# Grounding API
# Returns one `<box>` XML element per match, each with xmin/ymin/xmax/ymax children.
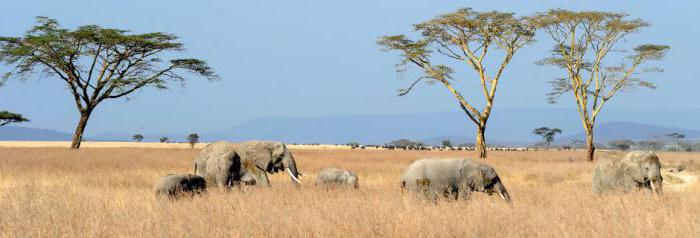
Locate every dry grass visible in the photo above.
<box><xmin>1</xmin><ymin>147</ymin><xmax>699</xmax><ymax>237</ymax></box>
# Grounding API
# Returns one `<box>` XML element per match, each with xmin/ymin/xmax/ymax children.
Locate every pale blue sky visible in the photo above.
<box><xmin>0</xmin><ymin>0</ymin><xmax>697</xmax><ymax>135</ymax></box>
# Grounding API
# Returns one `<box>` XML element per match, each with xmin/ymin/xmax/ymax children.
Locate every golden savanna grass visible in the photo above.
<box><xmin>1</xmin><ymin>147</ymin><xmax>699</xmax><ymax>237</ymax></box>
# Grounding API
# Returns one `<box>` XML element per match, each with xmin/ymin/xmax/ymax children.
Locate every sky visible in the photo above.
<box><xmin>0</xmin><ymin>0</ymin><xmax>698</xmax><ymax>135</ymax></box>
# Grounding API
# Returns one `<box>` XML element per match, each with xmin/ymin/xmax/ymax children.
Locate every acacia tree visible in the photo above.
<box><xmin>186</xmin><ymin>133</ymin><xmax>199</xmax><ymax>149</ymax></box>
<box><xmin>533</xmin><ymin>10</ymin><xmax>669</xmax><ymax>161</ymax></box>
<box><xmin>0</xmin><ymin>17</ymin><xmax>218</xmax><ymax>148</ymax></box>
<box><xmin>532</xmin><ymin>127</ymin><xmax>562</xmax><ymax>150</ymax></box>
<box><xmin>0</xmin><ymin>111</ymin><xmax>29</xmax><ymax>127</ymax></box>
<box><xmin>667</xmin><ymin>132</ymin><xmax>685</xmax><ymax>151</ymax></box>
<box><xmin>378</xmin><ymin>8</ymin><xmax>536</xmax><ymax>158</ymax></box>
<box><xmin>132</xmin><ymin>134</ymin><xmax>144</xmax><ymax>142</ymax></box>
<box><xmin>608</xmin><ymin>139</ymin><xmax>635</xmax><ymax>151</ymax></box>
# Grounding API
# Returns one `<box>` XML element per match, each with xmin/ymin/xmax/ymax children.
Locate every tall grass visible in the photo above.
<box><xmin>0</xmin><ymin>148</ymin><xmax>698</xmax><ymax>237</ymax></box>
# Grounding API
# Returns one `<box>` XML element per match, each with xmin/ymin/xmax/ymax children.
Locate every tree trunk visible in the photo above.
<box><xmin>476</xmin><ymin>126</ymin><xmax>487</xmax><ymax>159</ymax></box>
<box><xmin>546</xmin><ymin>141</ymin><xmax>551</xmax><ymax>150</ymax></box>
<box><xmin>70</xmin><ymin>110</ymin><xmax>92</xmax><ymax>149</ymax></box>
<box><xmin>586</xmin><ymin>131</ymin><xmax>595</xmax><ymax>162</ymax></box>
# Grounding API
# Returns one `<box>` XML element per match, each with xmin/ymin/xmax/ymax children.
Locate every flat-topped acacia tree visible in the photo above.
<box><xmin>0</xmin><ymin>111</ymin><xmax>29</xmax><ymax>127</ymax></box>
<box><xmin>378</xmin><ymin>8</ymin><xmax>536</xmax><ymax>158</ymax></box>
<box><xmin>533</xmin><ymin>10</ymin><xmax>669</xmax><ymax>161</ymax></box>
<box><xmin>0</xmin><ymin>17</ymin><xmax>218</xmax><ymax>148</ymax></box>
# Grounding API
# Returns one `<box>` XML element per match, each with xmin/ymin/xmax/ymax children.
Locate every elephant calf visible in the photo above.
<box><xmin>400</xmin><ymin>158</ymin><xmax>511</xmax><ymax>203</ymax></box>
<box><xmin>155</xmin><ymin>174</ymin><xmax>207</xmax><ymax>199</ymax></box>
<box><xmin>592</xmin><ymin>151</ymin><xmax>663</xmax><ymax>195</ymax></box>
<box><xmin>315</xmin><ymin>168</ymin><xmax>359</xmax><ymax>189</ymax></box>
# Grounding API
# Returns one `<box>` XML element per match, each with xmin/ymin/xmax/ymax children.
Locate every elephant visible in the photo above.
<box><xmin>400</xmin><ymin>158</ymin><xmax>511</xmax><ymax>203</ymax></box>
<box><xmin>155</xmin><ymin>174</ymin><xmax>207</xmax><ymax>199</ymax></box>
<box><xmin>193</xmin><ymin>140</ymin><xmax>302</xmax><ymax>188</ymax></box>
<box><xmin>315</xmin><ymin>168</ymin><xmax>359</xmax><ymax>189</ymax></box>
<box><xmin>592</xmin><ymin>151</ymin><xmax>663</xmax><ymax>195</ymax></box>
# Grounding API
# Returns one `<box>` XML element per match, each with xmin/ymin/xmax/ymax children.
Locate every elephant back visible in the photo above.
<box><xmin>193</xmin><ymin>141</ymin><xmax>240</xmax><ymax>187</ymax></box>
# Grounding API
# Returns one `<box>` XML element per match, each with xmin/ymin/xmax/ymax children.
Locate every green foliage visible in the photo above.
<box><xmin>667</xmin><ymin>132</ymin><xmax>686</xmax><ymax>151</ymax></box>
<box><xmin>532</xmin><ymin>127</ymin><xmax>562</xmax><ymax>149</ymax></box>
<box><xmin>533</xmin><ymin>10</ymin><xmax>670</xmax><ymax>105</ymax></box>
<box><xmin>389</xmin><ymin>139</ymin><xmax>424</xmax><ymax>148</ymax></box>
<box><xmin>159</xmin><ymin>136</ymin><xmax>168</xmax><ymax>143</ymax></box>
<box><xmin>637</xmin><ymin>140</ymin><xmax>663</xmax><ymax>151</ymax></box>
<box><xmin>0</xmin><ymin>111</ymin><xmax>29</xmax><ymax>127</ymax></box>
<box><xmin>132</xmin><ymin>134</ymin><xmax>144</xmax><ymax>142</ymax></box>
<box><xmin>0</xmin><ymin>17</ymin><xmax>218</xmax><ymax>148</ymax></box>
<box><xmin>441</xmin><ymin>140</ymin><xmax>452</xmax><ymax>148</ymax></box>
<box><xmin>532</xmin><ymin>127</ymin><xmax>562</xmax><ymax>143</ymax></box>
<box><xmin>186</xmin><ymin>133</ymin><xmax>199</xmax><ymax>148</ymax></box>
<box><xmin>607</xmin><ymin>139</ymin><xmax>635</xmax><ymax>151</ymax></box>
<box><xmin>346</xmin><ymin>142</ymin><xmax>360</xmax><ymax>149</ymax></box>
<box><xmin>0</xmin><ymin>16</ymin><xmax>218</xmax><ymax>109</ymax></box>
<box><xmin>377</xmin><ymin>8</ymin><xmax>536</xmax><ymax>98</ymax></box>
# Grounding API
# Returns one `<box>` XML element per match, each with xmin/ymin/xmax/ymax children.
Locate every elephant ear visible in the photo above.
<box><xmin>462</xmin><ymin>164</ymin><xmax>485</xmax><ymax>191</ymax></box>
<box><xmin>244</xmin><ymin>143</ymin><xmax>274</xmax><ymax>171</ymax></box>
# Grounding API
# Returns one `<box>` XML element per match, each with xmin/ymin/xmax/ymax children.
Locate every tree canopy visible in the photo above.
<box><xmin>378</xmin><ymin>8</ymin><xmax>536</xmax><ymax>158</ymax></box>
<box><xmin>0</xmin><ymin>111</ymin><xmax>29</xmax><ymax>127</ymax></box>
<box><xmin>533</xmin><ymin>10</ymin><xmax>669</xmax><ymax>160</ymax></box>
<box><xmin>0</xmin><ymin>17</ymin><xmax>218</xmax><ymax>148</ymax></box>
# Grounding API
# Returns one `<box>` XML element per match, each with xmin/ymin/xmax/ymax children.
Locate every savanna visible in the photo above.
<box><xmin>1</xmin><ymin>146</ymin><xmax>698</xmax><ymax>237</ymax></box>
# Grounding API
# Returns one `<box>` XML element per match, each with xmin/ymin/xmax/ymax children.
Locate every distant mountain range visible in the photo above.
<box><xmin>0</xmin><ymin>126</ymin><xmax>73</xmax><ymax>141</ymax></box>
<box><xmin>2</xmin><ymin>109</ymin><xmax>698</xmax><ymax>146</ymax></box>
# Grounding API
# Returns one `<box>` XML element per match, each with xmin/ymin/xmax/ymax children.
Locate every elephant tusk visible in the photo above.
<box><xmin>287</xmin><ymin>168</ymin><xmax>302</xmax><ymax>184</ymax></box>
<box><xmin>650</xmin><ymin>180</ymin><xmax>657</xmax><ymax>193</ymax></box>
<box><xmin>499</xmin><ymin>192</ymin><xmax>506</xmax><ymax>201</ymax></box>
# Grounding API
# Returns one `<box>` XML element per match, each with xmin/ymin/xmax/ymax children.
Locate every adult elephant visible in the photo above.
<box><xmin>592</xmin><ymin>151</ymin><xmax>662</xmax><ymax>194</ymax></box>
<box><xmin>193</xmin><ymin>140</ymin><xmax>302</xmax><ymax>188</ymax></box>
<box><xmin>400</xmin><ymin>158</ymin><xmax>511</xmax><ymax>203</ymax></box>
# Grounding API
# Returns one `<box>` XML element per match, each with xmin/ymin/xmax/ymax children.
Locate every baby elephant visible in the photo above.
<box><xmin>155</xmin><ymin>174</ymin><xmax>207</xmax><ymax>199</ymax></box>
<box><xmin>315</xmin><ymin>168</ymin><xmax>359</xmax><ymax>189</ymax></box>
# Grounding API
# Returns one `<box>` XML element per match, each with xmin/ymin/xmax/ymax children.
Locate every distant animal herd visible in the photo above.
<box><xmin>156</xmin><ymin>140</ymin><xmax>664</xmax><ymax>201</ymax></box>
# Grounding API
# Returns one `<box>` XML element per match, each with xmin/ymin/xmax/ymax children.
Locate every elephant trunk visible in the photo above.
<box><xmin>648</xmin><ymin>169</ymin><xmax>663</xmax><ymax>195</ymax></box>
<box><xmin>650</xmin><ymin>178</ymin><xmax>663</xmax><ymax>195</ymax></box>
<box><xmin>283</xmin><ymin>151</ymin><xmax>302</xmax><ymax>185</ymax></box>
<box><xmin>494</xmin><ymin>180</ymin><xmax>512</xmax><ymax>203</ymax></box>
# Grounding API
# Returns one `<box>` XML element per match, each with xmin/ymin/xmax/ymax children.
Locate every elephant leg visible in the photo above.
<box><xmin>458</xmin><ymin>182</ymin><xmax>472</xmax><ymax>200</ymax></box>
<box><xmin>253</xmin><ymin>168</ymin><xmax>271</xmax><ymax>187</ymax></box>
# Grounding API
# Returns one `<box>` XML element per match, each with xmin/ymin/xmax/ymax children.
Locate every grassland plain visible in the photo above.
<box><xmin>0</xmin><ymin>147</ymin><xmax>698</xmax><ymax>237</ymax></box>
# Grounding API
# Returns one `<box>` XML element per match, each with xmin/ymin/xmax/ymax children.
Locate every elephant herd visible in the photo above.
<box><xmin>155</xmin><ymin>140</ymin><xmax>664</xmax><ymax>201</ymax></box>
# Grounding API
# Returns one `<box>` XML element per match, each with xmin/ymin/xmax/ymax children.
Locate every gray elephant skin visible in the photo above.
<box><xmin>193</xmin><ymin>140</ymin><xmax>302</xmax><ymax>188</ymax></box>
<box><xmin>400</xmin><ymin>158</ymin><xmax>511</xmax><ymax>203</ymax></box>
<box><xmin>592</xmin><ymin>151</ymin><xmax>663</xmax><ymax>194</ymax></box>
<box><xmin>155</xmin><ymin>174</ymin><xmax>207</xmax><ymax>199</ymax></box>
<box><xmin>315</xmin><ymin>168</ymin><xmax>359</xmax><ymax>189</ymax></box>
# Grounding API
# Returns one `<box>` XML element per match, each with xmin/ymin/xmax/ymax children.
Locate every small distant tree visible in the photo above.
<box><xmin>390</xmin><ymin>139</ymin><xmax>423</xmax><ymax>149</ymax></box>
<box><xmin>159</xmin><ymin>136</ymin><xmax>168</xmax><ymax>143</ymax></box>
<box><xmin>532</xmin><ymin>127</ymin><xmax>562</xmax><ymax>150</ymax></box>
<box><xmin>186</xmin><ymin>133</ymin><xmax>199</xmax><ymax>148</ymax></box>
<box><xmin>132</xmin><ymin>134</ymin><xmax>144</xmax><ymax>142</ymax></box>
<box><xmin>0</xmin><ymin>111</ymin><xmax>29</xmax><ymax>127</ymax></box>
<box><xmin>667</xmin><ymin>133</ymin><xmax>686</xmax><ymax>151</ymax></box>
<box><xmin>637</xmin><ymin>140</ymin><xmax>662</xmax><ymax>151</ymax></box>
<box><xmin>608</xmin><ymin>139</ymin><xmax>635</xmax><ymax>151</ymax></box>
<box><xmin>378</xmin><ymin>8</ymin><xmax>537</xmax><ymax>158</ymax></box>
<box><xmin>0</xmin><ymin>17</ymin><xmax>218</xmax><ymax>149</ymax></box>
<box><xmin>442</xmin><ymin>139</ymin><xmax>453</xmax><ymax>149</ymax></box>
<box><xmin>347</xmin><ymin>142</ymin><xmax>360</xmax><ymax>149</ymax></box>
<box><xmin>534</xmin><ymin>10</ymin><xmax>669</xmax><ymax>161</ymax></box>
